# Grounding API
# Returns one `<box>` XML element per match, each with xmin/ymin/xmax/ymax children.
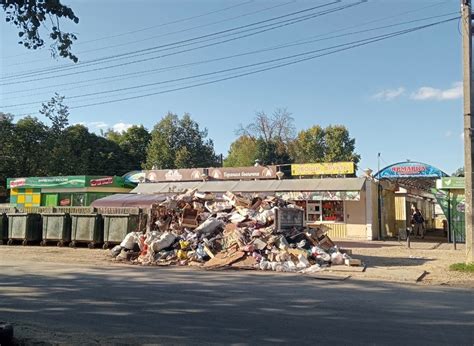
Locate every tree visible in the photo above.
<box><xmin>106</xmin><ymin>125</ymin><xmax>151</xmax><ymax>171</ymax></box>
<box><xmin>224</xmin><ymin>135</ymin><xmax>258</xmax><ymax>167</ymax></box>
<box><xmin>145</xmin><ymin>113</ymin><xmax>219</xmax><ymax>169</ymax></box>
<box><xmin>236</xmin><ymin>108</ymin><xmax>295</xmax><ymax>165</ymax></box>
<box><xmin>0</xmin><ymin>113</ymin><xmax>16</xmax><ymax>200</ymax></box>
<box><xmin>239</xmin><ymin>108</ymin><xmax>295</xmax><ymax>143</ymax></box>
<box><xmin>323</xmin><ymin>125</ymin><xmax>360</xmax><ymax>166</ymax></box>
<box><xmin>289</xmin><ymin>125</ymin><xmax>360</xmax><ymax>171</ymax></box>
<box><xmin>2</xmin><ymin>0</ymin><xmax>79</xmax><ymax>62</ymax></box>
<box><xmin>40</xmin><ymin>93</ymin><xmax>69</xmax><ymax>133</ymax></box>
<box><xmin>255</xmin><ymin>138</ymin><xmax>291</xmax><ymax>165</ymax></box>
<box><xmin>290</xmin><ymin>125</ymin><xmax>325</xmax><ymax>163</ymax></box>
<box><xmin>39</xmin><ymin>94</ymin><xmax>71</xmax><ymax>174</ymax></box>
<box><xmin>453</xmin><ymin>167</ymin><xmax>464</xmax><ymax>177</ymax></box>
<box><xmin>10</xmin><ymin>116</ymin><xmax>49</xmax><ymax>177</ymax></box>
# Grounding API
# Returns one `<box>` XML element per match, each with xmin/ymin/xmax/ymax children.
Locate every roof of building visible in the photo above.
<box><xmin>90</xmin><ymin>193</ymin><xmax>168</xmax><ymax>208</ymax></box>
<box><xmin>131</xmin><ymin>177</ymin><xmax>366</xmax><ymax>194</ymax></box>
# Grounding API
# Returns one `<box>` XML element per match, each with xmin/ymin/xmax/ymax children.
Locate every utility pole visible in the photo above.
<box><xmin>462</xmin><ymin>0</ymin><xmax>474</xmax><ymax>263</ymax></box>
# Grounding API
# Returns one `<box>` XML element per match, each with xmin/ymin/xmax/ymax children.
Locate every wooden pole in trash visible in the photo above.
<box><xmin>462</xmin><ymin>0</ymin><xmax>474</xmax><ymax>263</ymax></box>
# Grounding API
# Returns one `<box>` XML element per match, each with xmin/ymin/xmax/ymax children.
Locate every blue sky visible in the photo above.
<box><xmin>0</xmin><ymin>0</ymin><xmax>465</xmax><ymax>175</ymax></box>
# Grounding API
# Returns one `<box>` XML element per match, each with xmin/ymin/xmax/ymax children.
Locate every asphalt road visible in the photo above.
<box><xmin>0</xmin><ymin>260</ymin><xmax>473</xmax><ymax>345</ymax></box>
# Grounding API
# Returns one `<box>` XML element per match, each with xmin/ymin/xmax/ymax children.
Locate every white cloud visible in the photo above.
<box><xmin>461</xmin><ymin>132</ymin><xmax>465</xmax><ymax>140</ymax></box>
<box><xmin>89</xmin><ymin>121</ymin><xmax>108</xmax><ymax>129</ymax></box>
<box><xmin>411</xmin><ymin>82</ymin><xmax>462</xmax><ymax>101</ymax></box>
<box><xmin>445</xmin><ymin>131</ymin><xmax>453</xmax><ymax>137</ymax></box>
<box><xmin>112</xmin><ymin>122</ymin><xmax>133</xmax><ymax>133</ymax></box>
<box><xmin>372</xmin><ymin>87</ymin><xmax>405</xmax><ymax>101</ymax></box>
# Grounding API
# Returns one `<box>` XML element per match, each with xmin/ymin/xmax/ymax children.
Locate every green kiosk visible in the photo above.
<box><xmin>7</xmin><ymin>176</ymin><xmax>132</xmax><ymax>208</ymax></box>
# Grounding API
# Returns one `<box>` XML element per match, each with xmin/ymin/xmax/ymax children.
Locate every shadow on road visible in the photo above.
<box><xmin>0</xmin><ymin>265</ymin><xmax>472</xmax><ymax>344</ymax></box>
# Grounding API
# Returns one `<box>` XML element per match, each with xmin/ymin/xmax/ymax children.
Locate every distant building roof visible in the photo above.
<box><xmin>131</xmin><ymin>177</ymin><xmax>366</xmax><ymax>194</ymax></box>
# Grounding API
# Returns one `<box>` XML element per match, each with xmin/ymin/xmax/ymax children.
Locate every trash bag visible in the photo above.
<box><xmin>151</xmin><ymin>232</ymin><xmax>176</xmax><ymax>253</ymax></box>
<box><xmin>120</xmin><ymin>232</ymin><xmax>140</xmax><ymax>250</ymax></box>
<box><xmin>330</xmin><ymin>252</ymin><xmax>344</xmax><ymax>265</ymax></box>
<box><xmin>110</xmin><ymin>245</ymin><xmax>122</xmax><ymax>257</ymax></box>
<box><xmin>194</xmin><ymin>218</ymin><xmax>224</xmax><ymax>236</ymax></box>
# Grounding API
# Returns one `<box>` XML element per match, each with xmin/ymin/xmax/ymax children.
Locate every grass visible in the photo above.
<box><xmin>449</xmin><ymin>262</ymin><xmax>474</xmax><ymax>273</ymax></box>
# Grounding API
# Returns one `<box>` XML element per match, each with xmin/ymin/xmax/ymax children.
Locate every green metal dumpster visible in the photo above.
<box><xmin>102</xmin><ymin>213</ymin><xmax>140</xmax><ymax>249</ymax></box>
<box><xmin>41</xmin><ymin>213</ymin><xmax>72</xmax><ymax>247</ymax></box>
<box><xmin>0</xmin><ymin>213</ymin><xmax>7</xmax><ymax>245</ymax></box>
<box><xmin>70</xmin><ymin>213</ymin><xmax>103</xmax><ymax>248</ymax></box>
<box><xmin>7</xmin><ymin>213</ymin><xmax>42</xmax><ymax>245</ymax></box>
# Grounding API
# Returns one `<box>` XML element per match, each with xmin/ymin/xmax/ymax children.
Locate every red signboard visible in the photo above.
<box><xmin>90</xmin><ymin>177</ymin><xmax>114</xmax><ymax>186</ymax></box>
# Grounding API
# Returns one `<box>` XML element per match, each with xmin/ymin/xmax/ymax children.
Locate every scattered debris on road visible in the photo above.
<box><xmin>110</xmin><ymin>189</ymin><xmax>361</xmax><ymax>273</ymax></box>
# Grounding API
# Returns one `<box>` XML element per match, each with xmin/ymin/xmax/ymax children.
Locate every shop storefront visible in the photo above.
<box><xmin>132</xmin><ymin>175</ymin><xmax>380</xmax><ymax>240</ymax></box>
<box><xmin>7</xmin><ymin>176</ymin><xmax>132</xmax><ymax>208</ymax></box>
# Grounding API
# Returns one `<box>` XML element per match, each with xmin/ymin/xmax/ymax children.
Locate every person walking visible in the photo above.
<box><xmin>411</xmin><ymin>207</ymin><xmax>425</xmax><ymax>239</ymax></box>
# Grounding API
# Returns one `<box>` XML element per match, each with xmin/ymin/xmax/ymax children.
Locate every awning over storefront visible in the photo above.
<box><xmin>374</xmin><ymin>161</ymin><xmax>448</xmax><ymax>191</ymax></box>
<box><xmin>91</xmin><ymin>193</ymin><xmax>168</xmax><ymax>208</ymax></box>
<box><xmin>131</xmin><ymin>177</ymin><xmax>366</xmax><ymax>197</ymax></box>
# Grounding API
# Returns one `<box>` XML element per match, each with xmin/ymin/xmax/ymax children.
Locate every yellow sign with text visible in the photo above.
<box><xmin>291</xmin><ymin>162</ymin><xmax>355</xmax><ymax>176</ymax></box>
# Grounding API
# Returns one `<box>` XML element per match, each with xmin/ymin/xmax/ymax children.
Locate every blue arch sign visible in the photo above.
<box><xmin>374</xmin><ymin>161</ymin><xmax>448</xmax><ymax>179</ymax></box>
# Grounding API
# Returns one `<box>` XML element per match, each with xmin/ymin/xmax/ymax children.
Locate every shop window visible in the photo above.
<box><xmin>307</xmin><ymin>201</ymin><xmax>322</xmax><ymax>222</ymax></box>
<box><xmin>322</xmin><ymin>201</ymin><xmax>344</xmax><ymax>222</ymax></box>
<box><xmin>59</xmin><ymin>193</ymin><xmax>71</xmax><ymax>206</ymax></box>
<box><xmin>72</xmin><ymin>193</ymin><xmax>86</xmax><ymax>206</ymax></box>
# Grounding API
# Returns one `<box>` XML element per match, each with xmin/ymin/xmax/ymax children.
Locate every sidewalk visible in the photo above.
<box><xmin>330</xmin><ymin>237</ymin><xmax>473</xmax><ymax>286</ymax></box>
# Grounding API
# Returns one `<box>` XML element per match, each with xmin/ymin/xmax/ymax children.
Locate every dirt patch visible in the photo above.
<box><xmin>1</xmin><ymin>239</ymin><xmax>472</xmax><ymax>287</ymax></box>
<box><xmin>334</xmin><ymin>238</ymin><xmax>474</xmax><ymax>286</ymax></box>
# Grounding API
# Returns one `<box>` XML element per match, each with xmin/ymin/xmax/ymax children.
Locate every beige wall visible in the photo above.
<box><xmin>370</xmin><ymin>180</ymin><xmax>380</xmax><ymax>239</ymax></box>
<box><xmin>382</xmin><ymin>189</ymin><xmax>396</xmax><ymax>237</ymax></box>
<box><xmin>345</xmin><ymin>196</ymin><xmax>367</xmax><ymax>238</ymax></box>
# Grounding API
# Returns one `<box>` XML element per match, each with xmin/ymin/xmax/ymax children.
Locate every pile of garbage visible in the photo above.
<box><xmin>111</xmin><ymin>189</ymin><xmax>361</xmax><ymax>273</ymax></box>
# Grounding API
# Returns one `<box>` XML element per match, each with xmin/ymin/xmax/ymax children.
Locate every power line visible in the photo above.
<box><xmin>5</xmin><ymin>1</ymin><xmax>295</xmax><ymax>68</ymax></box>
<box><xmin>60</xmin><ymin>18</ymin><xmax>464</xmax><ymax>109</ymax></box>
<box><xmin>3</xmin><ymin>10</ymin><xmax>457</xmax><ymax>97</ymax></box>
<box><xmin>4</xmin><ymin>17</ymin><xmax>458</xmax><ymax>114</ymax></box>
<box><xmin>1</xmin><ymin>1</ymin><xmax>344</xmax><ymax>79</ymax></box>
<box><xmin>2</xmin><ymin>15</ymin><xmax>459</xmax><ymax>108</ymax></box>
<box><xmin>1</xmin><ymin>2</ymin><xmax>363</xmax><ymax>85</ymax></box>
<box><xmin>0</xmin><ymin>0</ymin><xmax>256</xmax><ymax>60</ymax></box>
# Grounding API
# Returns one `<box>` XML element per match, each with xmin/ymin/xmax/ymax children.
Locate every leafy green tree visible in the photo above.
<box><xmin>290</xmin><ymin>125</ymin><xmax>325</xmax><ymax>163</ymax></box>
<box><xmin>10</xmin><ymin>116</ymin><xmax>49</xmax><ymax>177</ymax></box>
<box><xmin>224</xmin><ymin>135</ymin><xmax>258</xmax><ymax>167</ymax></box>
<box><xmin>323</xmin><ymin>125</ymin><xmax>360</xmax><ymax>166</ymax></box>
<box><xmin>255</xmin><ymin>138</ymin><xmax>291</xmax><ymax>165</ymax></box>
<box><xmin>2</xmin><ymin>0</ymin><xmax>79</xmax><ymax>62</ymax></box>
<box><xmin>106</xmin><ymin>125</ymin><xmax>151</xmax><ymax>171</ymax></box>
<box><xmin>40</xmin><ymin>93</ymin><xmax>69</xmax><ymax>133</ymax></box>
<box><xmin>145</xmin><ymin>113</ymin><xmax>218</xmax><ymax>169</ymax></box>
<box><xmin>38</xmin><ymin>94</ymin><xmax>71</xmax><ymax>174</ymax></box>
<box><xmin>0</xmin><ymin>113</ymin><xmax>16</xmax><ymax>200</ymax></box>
<box><xmin>236</xmin><ymin>108</ymin><xmax>295</xmax><ymax>166</ymax></box>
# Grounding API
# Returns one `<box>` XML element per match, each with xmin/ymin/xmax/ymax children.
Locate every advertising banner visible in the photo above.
<box><xmin>208</xmin><ymin>166</ymin><xmax>277</xmax><ymax>180</ymax></box>
<box><xmin>291</xmin><ymin>162</ymin><xmax>354</xmax><ymax>176</ymax></box>
<box><xmin>145</xmin><ymin>166</ymin><xmax>277</xmax><ymax>182</ymax></box>
<box><xmin>276</xmin><ymin>190</ymin><xmax>360</xmax><ymax>201</ymax></box>
<box><xmin>437</xmin><ymin>177</ymin><xmax>464</xmax><ymax>189</ymax></box>
<box><xmin>376</xmin><ymin>162</ymin><xmax>447</xmax><ymax>179</ymax></box>
<box><xmin>7</xmin><ymin>176</ymin><xmax>87</xmax><ymax>189</ymax></box>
